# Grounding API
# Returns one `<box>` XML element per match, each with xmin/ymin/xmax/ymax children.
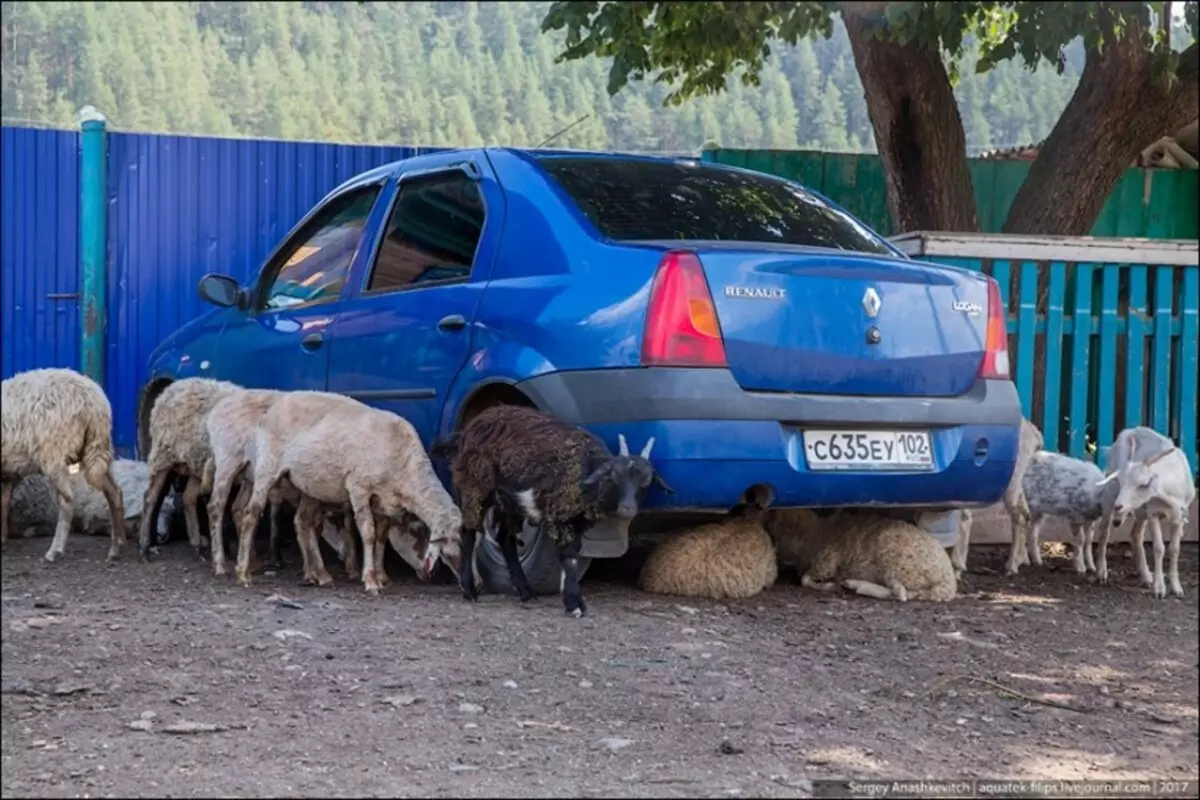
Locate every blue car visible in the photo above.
<box><xmin>140</xmin><ymin>148</ymin><xmax>1022</xmax><ymax>593</ymax></box>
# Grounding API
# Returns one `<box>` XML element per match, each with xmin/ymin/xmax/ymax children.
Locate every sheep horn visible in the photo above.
<box><xmin>1142</xmin><ymin>446</ymin><xmax>1176</xmax><ymax>467</ymax></box>
<box><xmin>618</xmin><ymin>433</ymin><xmax>629</xmax><ymax>457</ymax></box>
<box><xmin>640</xmin><ymin>436</ymin><xmax>656</xmax><ymax>460</ymax></box>
<box><xmin>1095</xmin><ymin>471</ymin><xmax>1121</xmax><ymax>487</ymax></box>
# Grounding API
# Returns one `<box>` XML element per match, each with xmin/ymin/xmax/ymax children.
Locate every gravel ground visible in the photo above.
<box><xmin>2</xmin><ymin>534</ymin><xmax>1197</xmax><ymax>798</ymax></box>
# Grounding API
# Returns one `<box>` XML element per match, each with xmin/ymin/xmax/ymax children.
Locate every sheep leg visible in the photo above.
<box><xmin>295</xmin><ymin>496</ymin><xmax>333</xmax><ymax>587</ymax></box>
<box><xmin>138</xmin><ymin>468</ymin><xmax>173</xmax><ymax>560</ymax></box>
<box><xmin>1167</xmin><ymin>518</ymin><xmax>1184</xmax><ymax>597</ymax></box>
<box><xmin>265</xmin><ymin>488</ymin><xmax>284</xmax><ymax>571</ymax></box>
<box><xmin>497</xmin><ymin>513</ymin><xmax>536</xmax><ymax>603</ymax></box>
<box><xmin>842</xmin><ymin>578</ymin><xmax>895</xmax><ymax>600</ymax></box>
<box><xmin>90</xmin><ymin>465</ymin><xmax>126</xmax><ymax>564</ymax></box>
<box><xmin>372</xmin><ymin>513</ymin><xmax>391</xmax><ymax>588</ymax></box>
<box><xmin>950</xmin><ymin>510</ymin><xmax>972</xmax><ymax>574</ymax></box>
<box><xmin>1095</xmin><ymin>507</ymin><xmax>1118</xmax><ymax>584</ymax></box>
<box><xmin>459</xmin><ymin>527</ymin><xmax>481</xmax><ymax>602</ymax></box>
<box><xmin>181</xmin><ymin>475</ymin><xmax>205</xmax><ymax>560</ymax></box>
<box><xmin>43</xmin><ymin>469</ymin><xmax>76</xmax><ymax>562</ymax></box>
<box><xmin>343</xmin><ymin>516</ymin><xmax>361</xmax><ymax>579</ymax></box>
<box><xmin>1026</xmin><ymin>513</ymin><xmax>1044</xmax><ymax>566</ymax></box>
<box><xmin>1129</xmin><ymin>517</ymin><xmax>1152</xmax><ymax>587</ymax></box>
<box><xmin>558</xmin><ymin>526</ymin><xmax>587</xmax><ymax>618</ymax></box>
<box><xmin>1070</xmin><ymin>522</ymin><xmax>1089</xmax><ymax>575</ymax></box>
<box><xmin>1149</xmin><ymin>517</ymin><xmax>1167</xmax><ymax>599</ymax></box>
<box><xmin>350</xmin><ymin>493</ymin><xmax>382</xmax><ymax>595</ymax></box>
<box><xmin>205</xmin><ymin>463</ymin><xmax>242</xmax><ymax>577</ymax></box>
<box><xmin>1083</xmin><ymin>520</ymin><xmax>1097</xmax><ymax>573</ymax></box>
<box><xmin>1</xmin><ymin>480</ymin><xmax>13</xmax><ymax>548</ymax></box>
<box><xmin>800</xmin><ymin>573</ymin><xmax>838</xmax><ymax>592</ymax></box>
<box><xmin>1005</xmin><ymin>492</ymin><xmax>1030</xmax><ymax>575</ymax></box>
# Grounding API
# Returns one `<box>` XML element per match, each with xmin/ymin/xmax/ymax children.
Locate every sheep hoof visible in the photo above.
<box><xmin>139</xmin><ymin>546</ymin><xmax>156</xmax><ymax>563</ymax></box>
<box><xmin>1169</xmin><ymin>582</ymin><xmax>1183</xmax><ymax>597</ymax></box>
<box><xmin>235</xmin><ymin>571</ymin><xmax>253</xmax><ymax>588</ymax></box>
<box><xmin>43</xmin><ymin>549</ymin><xmax>62</xmax><ymax>563</ymax></box>
<box><xmin>265</xmin><ymin>559</ymin><xmax>283</xmax><ymax>572</ymax></box>
<box><xmin>213</xmin><ymin>564</ymin><xmax>228</xmax><ymax>577</ymax></box>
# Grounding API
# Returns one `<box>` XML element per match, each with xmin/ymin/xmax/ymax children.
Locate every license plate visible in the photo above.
<box><xmin>803</xmin><ymin>429</ymin><xmax>934</xmax><ymax>471</ymax></box>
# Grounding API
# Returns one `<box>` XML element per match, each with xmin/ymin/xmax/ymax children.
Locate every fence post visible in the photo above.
<box><xmin>78</xmin><ymin>105</ymin><xmax>108</xmax><ymax>387</ymax></box>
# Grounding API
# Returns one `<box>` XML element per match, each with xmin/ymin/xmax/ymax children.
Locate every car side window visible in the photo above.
<box><xmin>365</xmin><ymin>172</ymin><xmax>485</xmax><ymax>294</ymax></box>
<box><xmin>259</xmin><ymin>185</ymin><xmax>382</xmax><ymax>311</ymax></box>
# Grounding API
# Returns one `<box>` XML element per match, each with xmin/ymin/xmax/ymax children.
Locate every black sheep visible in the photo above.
<box><xmin>431</xmin><ymin>405</ymin><xmax>672</xmax><ymax>617</ymax></box>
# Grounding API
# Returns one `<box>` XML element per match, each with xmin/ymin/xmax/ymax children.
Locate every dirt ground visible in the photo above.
<box><xmin>2</xmin><ymin>534</ymin><xmax>1197</xmax><ymax>799</ymax></box>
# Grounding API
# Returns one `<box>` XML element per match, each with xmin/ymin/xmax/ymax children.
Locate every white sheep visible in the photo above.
<box><xmin>1095</xmin><ymin>426</ymin><xmax>1195</xmax><ymax>598</ymax></box>
<box><xmin>319</xmin><ymin>509</ymin><xmax>432</xmax><ymax>585</ymax></box>
<box><xmin>237</xmin><ymin>391</ymin><xmax>464</xmax><ymax>594</ymax></box>
<box><xmin>1020</xmin><ymin>450</ymin><xmax>1106</xmax><ymax>574</ymax></box>
<box><xmin>952</xmin><ymin>417</ymin><xmax>1044</xmax><ymax>576</ymax></box>
<box><xmin>137</xmin><ymin>377</ymin><xmax>241</xmax><ymax>560</ymax></box>
<box><xmin>8</xmin><ymin>459</ymin><xmax>179</xmax><ymax>544</ymax></box>
<box><xmin>1</xmin><ymin>368</ymin><xmax>125</xmax><ymax>563</ymax></box>
<box><xmin>637</xmin><ymin>509</ymin><xmax>777</xmax><ymax>600</ymax></box>
<box><xmin>770</xmin><ymin>509</ymin><xmax>957</xmax><ymax>602</ymax></box>
<box><xmin>201</xmin><ymin>388</ymin><xmax>291</xmax><ymax>576</ymax></box>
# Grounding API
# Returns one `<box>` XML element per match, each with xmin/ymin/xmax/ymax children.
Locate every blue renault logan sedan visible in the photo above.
<box><xmin>140</xmin><ymin>148</ymin><xmax>1022</xmax><ymax>593</ymax></box>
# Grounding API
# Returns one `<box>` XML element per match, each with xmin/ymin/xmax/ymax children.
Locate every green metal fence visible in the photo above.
<box><xmin>701</xmin><ymin>148</ymin><xmax>1200</xmax><ymax>240</ymax></box>
<box><xmin>893</xmin><ymin>233</ymin><xmax>1199</xmax><ymax>478</ymax></box>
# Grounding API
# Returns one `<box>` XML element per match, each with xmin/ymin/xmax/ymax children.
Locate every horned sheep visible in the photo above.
<box><xmin>432</xmin><ymin>404</ymin><xmax>673</xmax><ymax>618</ymax></box>
<box><xmin>238</xmin><ymin>390</ymin><xmax>466</xmax><ymax>594</ymax></box>
<box><xmin>637</xmin><ymin>508</ymin><xmax>777</xmax><ymax>600</ymax></box>
<box><xmin>138</xmin><ymin>377</ymin><xmax>241</xmax><ymax>560</ymax></box>
<box><xmin>1</xmin><ymin>368</ymin><xmax>126</xmax><ymax>563</ymax></box>
<box><xmin>8</xmin><ymin>459</ymin><xmax>179</xmax><ymax>544</ymax></box>
<box><xmin>770</xmin><ymin>509</ymin><xmax>957</xmax><ymax>602</ymax></box>
<box><xmin>1095</xmin><ymin>426</ymin><xmax>1195</xmax><ymax>598</ymax></box>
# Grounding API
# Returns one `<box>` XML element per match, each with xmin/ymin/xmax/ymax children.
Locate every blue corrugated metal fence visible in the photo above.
<box><xmin>2</xmin><ymin>124</ymin><xmax>1197</xmax><ymax>476</ymax></box>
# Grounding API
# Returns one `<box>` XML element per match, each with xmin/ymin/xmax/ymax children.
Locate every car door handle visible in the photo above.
<box><xmin>301</xmin><ymin>332</ymin><xmax>324</xmax><ymax>351</ymax></box>
<box><xmin>437</xmin><ymin>314</ymin><xmax>467</xmax><ymax>332</ymax></box>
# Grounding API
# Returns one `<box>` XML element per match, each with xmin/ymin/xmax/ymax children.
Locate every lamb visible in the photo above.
<box><xmin>952</xmin><ymin>417</ymin><xmax>1044</xmax><ymax>575</ymax></box>
<box><xmin>769</xmin><ymin>508</ymin><xmax>957</xmax><ymax>602</ymax></box>
<box><xmin>202</xmin><ymin>388</ymin><xmax>291</xmax><ymax>576</ymax></box>
<box><xmin>319</xmin><ymin>509</ymin><xmax>433</xmax><ymax>584</ymax></box>
<box><xmin>1</xmin><ymin>368</ymin><xmax>126</xmax><ymax>563</ymax></box>
<box><xmin>1020</xmin><ymin>450</ymin><xmax>1106</xmax><ymax>574</ymax></box>
<box><xmin>138</xmin><ymin>377</ymin><xmax>241</xmax><ymax>561</ymax></box>
<box><xmin>8</xmin><ymin>459</ymin><xmax>179</xmax><ymax>544</ymax></box>
<box><xmin>1095</xmin><ymin>426</ymin><xmax>1195</xmax><ymax>598</ymax></box>
<box><xmin>237</xmin><ymin>390</ymin><xmax>466</xmax><ymax>594</ymax></box>
<box><xmin>432</xmin><ymin>404</ymin><xmax>673</xmax><ymax>618</ymax></box>
<box><xmin>637</xmin><ymin>507</ymin><xmax>777</xmax><ymax>600</ymax></box>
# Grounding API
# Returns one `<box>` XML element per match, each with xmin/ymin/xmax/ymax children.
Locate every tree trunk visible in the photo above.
<box><xmin>843</xmin><ymin>8</ymin><xmax>979</xmax><ymax>234</ymax></box>
<box><xmin>1004</xmin><ymin>30</ymin><xmax>1199</xmax><ymax>235</ymax></box>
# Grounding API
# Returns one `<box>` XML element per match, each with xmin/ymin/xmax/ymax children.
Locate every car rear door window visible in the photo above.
<box><xmin>260</xmin><ymin>185</ymin><xmax>382</xmax><ymax>311</ymax></box>
<box><xmin>365</xmin><ymin>173</ymin><xmax>486</xmax><ymax>294</ymax></box>
<box><xmin>537</xmin><ymin>156</ymin><xmax>894</xmax><ymax>255</ymax></box>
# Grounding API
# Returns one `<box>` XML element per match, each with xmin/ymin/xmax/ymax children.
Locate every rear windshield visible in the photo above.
<box><xmin>536</xmin><ymin>156</ymin><xmax>895</xmax><ymax>255</ymax></box>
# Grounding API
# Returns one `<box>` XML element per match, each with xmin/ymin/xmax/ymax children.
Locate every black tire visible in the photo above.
<box><xmin>476</xmin><ymin>517</ymin><xmax>592</xmax><ymax>597</ymax></box>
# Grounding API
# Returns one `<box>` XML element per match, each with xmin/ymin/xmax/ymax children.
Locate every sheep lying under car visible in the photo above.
<box><xmin>2</xmin><ymin>368</ymin><xmax>126</xmax><ymax>563</ymax></box>
<box><xmin>238</xmin><ymin>390</ymin><xmax>467</xmax><ymax>593</ymax></box>
<box><xmin>638</xmin><ymin>506</ymin><xmax>777</xmax><ymax>600</ymax></box>
<box><xmin>8</xmin><ymin>459</ymin><xmax>179</xmax><ymax>545</ymax></box>
<box><xmin>770</xmin><ymin>509</ymin><xmax>957</xmax><ymax>602</ymax></box>
<box><xmin>433</xmin><ymin>404</ymin><xmax>673</xmax><ymax>618</ymax></box>
<box><xmin>138</xmin><ymin>377</ymin><xmax>241</xmax><ymax>561</ymax></box>
<box><xmin>1096</xmin><ymin>426</ymin><xmax>1195</xmax><ymax>598</ymax></box>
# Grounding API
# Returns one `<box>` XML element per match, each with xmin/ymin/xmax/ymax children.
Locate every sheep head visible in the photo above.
<box><xmin>1097</xmin><ymin>446</ymin><xmax>1181</xmax><ymax>524</ymax></box>
<box><xmin>580</xmin><ymin>434</ymin><xmax>675</xmax><ymax>520</ymax></box>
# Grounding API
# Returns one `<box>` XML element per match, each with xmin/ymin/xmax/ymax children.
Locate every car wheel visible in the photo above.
<box><xmin>476</xmin><ymin>514</ymin><xmax>593</xmax><ymax>597</ymax></box>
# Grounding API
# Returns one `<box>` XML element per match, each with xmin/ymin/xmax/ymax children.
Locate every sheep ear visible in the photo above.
<box><xmin>617</xmin><ymin>433</ymin><xmax>629</xmax><ymax>457</ymax></box>
<box><xmin>640</xmin><ymin>436</ymin><xmax>656</xmax><ymax>460</ymax></box>
<box><xmin>651</xmin><ymin>471</ymin><xmax>675</xmax><ymax>494</ymax></box>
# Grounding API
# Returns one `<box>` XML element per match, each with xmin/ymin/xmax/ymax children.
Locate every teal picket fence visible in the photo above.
<box><xmin>893</xmin><ymin>233</ymin><xmax>1200</xmax><ymax>478</ymax></box>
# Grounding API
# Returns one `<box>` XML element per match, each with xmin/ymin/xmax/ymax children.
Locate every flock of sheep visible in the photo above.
<box><xmin>1</xmin><ymin>367</ymin><xmax>1195</xmax><ymax>617</ymax></box>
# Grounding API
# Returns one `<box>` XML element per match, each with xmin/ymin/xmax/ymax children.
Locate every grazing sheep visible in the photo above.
<box><xmin>769</xmin><ymin>509</ymin><xmax>957</xmax><ymax>602</ymax></box>
<box><xmin>637</xmin><ymin>507</ymin><xmax>777</xmax><ymax>600</ymax></box>
<box><xmin>1021</xmin><ymin>450</ymin><xmax>1106</xmax><ymax>574</ymax></box>
<box><xmin>953</xmin><ymin>417</ymin><xmax>1043</xmax><ymax>576</ymax></box>
<box><xmin>202</xmin><ymin>388</ymin><xmax>291</xmax><ymax>576</ymax></box>
<box><xmin>1</xmin><ymin>368</ymin><xmax>125</xmax><ymax>563</ymax></box>
<box><xmin>320</xmin><ymin>509</ymin><xmax>432</xmax><ymax>585</ymax></box>
<box><xmin>8</xmin><ymin>459</ymin><xmax>178</xmax><ymax>544</ymax></box>
<box><xmin>1095</xmin><ymin>427</ymin><xmax>1195</xmax><ymax>598</ymax></box>
<box><xmin>238</xmin><ymin>391</ymin><xmax>465</xmax><ymax>594</ymax></box>
<box><xmin>138</xmin><ymin>377</ymin><xmax>241</xmax><ymax>560</ymax></box>
<box><xmin>432</xmin><ymin>404</ymin><xmax>673</xmax><ymax>618</ymax></box>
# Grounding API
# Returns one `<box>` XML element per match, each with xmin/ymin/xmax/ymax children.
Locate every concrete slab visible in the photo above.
<box><xmin>968</xmin><ymin>497</ymin><xmax>1199</xmax><ymax>544</ymax></box>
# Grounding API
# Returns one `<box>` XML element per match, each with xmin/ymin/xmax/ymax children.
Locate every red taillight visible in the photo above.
<box><xmin>979</xmin><ymin>275</ymin><xmax>1010</xmax><ymax>379</ymax></box>
<box><xmin>641</xmin><ymin>251</ymin><xmax>727</xmax><ymax>368</ymax></box>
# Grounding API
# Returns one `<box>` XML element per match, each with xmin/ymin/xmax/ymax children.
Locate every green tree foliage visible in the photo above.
<box><xmin>3</xmin><ymin>0</ymin><xmax>1097</xmax><ymax>155</ymax></box>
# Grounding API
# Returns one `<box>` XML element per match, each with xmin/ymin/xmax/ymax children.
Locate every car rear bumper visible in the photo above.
<box><xmin>517</xmin><ymin>367</ymin><xmax>1021</xmax><ymax>512</ymax></box>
